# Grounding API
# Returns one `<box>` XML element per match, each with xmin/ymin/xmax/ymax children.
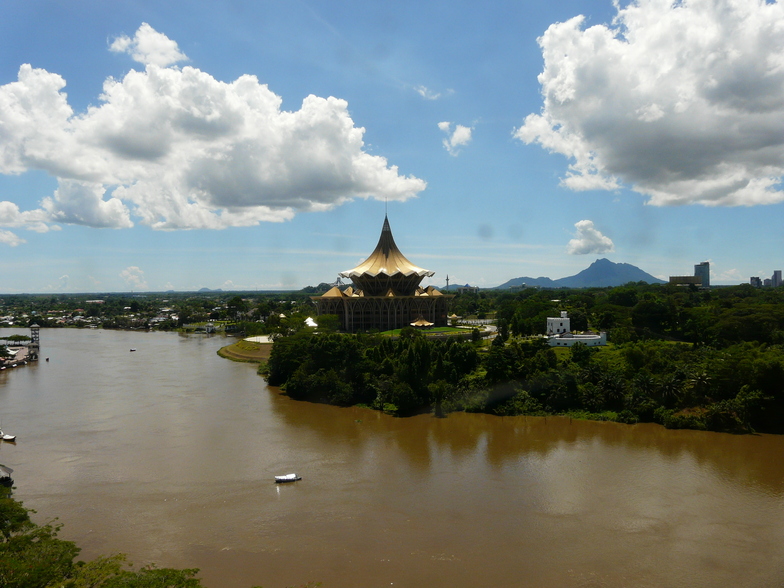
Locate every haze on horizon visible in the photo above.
<box><xmin>1</xmin><ymin>0</ymin><xmax>783</xmax><ymax>293</ymax></box>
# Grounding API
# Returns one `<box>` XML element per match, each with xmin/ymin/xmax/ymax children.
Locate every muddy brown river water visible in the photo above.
<box><xmin>1</xmin><ymin>329</ymin><xmax>784</xmax><ymax>587</ymax></box>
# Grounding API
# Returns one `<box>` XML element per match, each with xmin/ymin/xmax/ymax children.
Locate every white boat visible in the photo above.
<box><xmin>274</xmin><ymin>473</ymin><xmax>301</xmax><ymax>483</ymax></box>
<box><xmin>0</xmin><ymin>430</ymin><xmax>15</xmax><ymax>442</ymax></box>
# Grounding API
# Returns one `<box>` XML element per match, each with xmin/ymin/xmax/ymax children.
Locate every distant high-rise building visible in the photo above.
<box><xmin>750</xmin><ymin>277</ymin><xmax>762</xmax><ymax>288</ymax></box>
<box><xmin>764</xmin><ymin>278</ymin><xmax>772</xmax><ymax>287</ymax></box>
<box><xmin>773</xmin><ymin>270</ymin><xmax>783</xmax><ymax>288</ymax></box>
<box><xmin>694</xmin><ymin>261</ymin><xmax>710</xmax><ymax>288</ymax></box>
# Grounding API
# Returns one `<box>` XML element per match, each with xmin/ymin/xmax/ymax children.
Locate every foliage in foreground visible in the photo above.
<box><xmin>0</xmin><ymin>486</ymin><xmax>316</xmax><ymax>588</ymax></box>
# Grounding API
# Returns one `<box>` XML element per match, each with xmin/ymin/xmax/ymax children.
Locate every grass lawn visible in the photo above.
<box><xmin>217</xmin><ymin>339</ymin><xmax>273</xmax><ymax>362</ymax></box>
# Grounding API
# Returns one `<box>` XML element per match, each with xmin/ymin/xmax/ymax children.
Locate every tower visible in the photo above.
<box><xmin>29</xmin><ymin>323</ymin><xmax>40</xmax><ymax>361</ymax></box>
<box><xmin>694</xmin><ymin>262</ymin><xmax>710</xmax><ymax>288</ymax></box>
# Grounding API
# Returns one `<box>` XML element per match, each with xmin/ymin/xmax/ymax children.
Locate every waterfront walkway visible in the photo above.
<box><xmin>1</xmin><ymin>346</ymin><xmax>30</xmax><ymax>367</ymax></box>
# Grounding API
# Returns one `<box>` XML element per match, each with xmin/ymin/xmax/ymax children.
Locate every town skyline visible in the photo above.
<box><xmin>1</xmin><ymin>0</ymin><xmax>783</xmax><ymax>293</ymax></box>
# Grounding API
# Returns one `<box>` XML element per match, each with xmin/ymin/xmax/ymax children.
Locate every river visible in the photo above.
<box><xmin>1</xmin><ymin>329</ymin><xmax>783</xmax><ymax>587</ymax></box>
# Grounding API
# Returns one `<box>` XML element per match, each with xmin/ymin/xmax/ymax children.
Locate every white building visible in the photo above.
<box><xmin>546</xmin><ymin>311</ymin><xmax>607</xmax><ymax>347</ymax></box>
<box><xmin>548</xmin><ymin>332</ymin><xmax>607</xmax><ymax>347</ymax></box>
<box><xmin>546</xmin><ymin>311</ymin><xmax>570</xmax><ymax>335</ymax></box>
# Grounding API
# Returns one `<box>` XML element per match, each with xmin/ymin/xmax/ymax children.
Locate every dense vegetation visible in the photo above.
<box><xmin>266</xmin><ymin>283</ymin><xmax>784</xmax><ymax>433</ymax></box>
<box><xmin>266</xmin><ymin>330</ymin><xmax>480</xmax><ymax>415</ymax></box>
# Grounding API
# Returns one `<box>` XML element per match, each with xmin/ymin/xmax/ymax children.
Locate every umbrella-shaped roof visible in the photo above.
<box><xmin>340</xmin><ymin>216</ymin><xmax>433</xmax><ymax>280</ymax></box>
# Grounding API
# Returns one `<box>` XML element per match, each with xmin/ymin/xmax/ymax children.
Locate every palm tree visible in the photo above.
<box><xmin>687</xmin><ymin>371</ymin><xmax>712</xmax><ymax>404</ymax></box>
<box><xmin>657</xmin><ymin>374</ymin><xmax>682</xmax><ymax>405</ymax></box>
<box><xmin>599</xmin><ymin>371</ymin><xmax>626</xmax><ymax>409</ymax></box>
<box><xmin>633</xmin><ymin>372</ymin><xmax>656</xmax><ymax>398</ymax></box>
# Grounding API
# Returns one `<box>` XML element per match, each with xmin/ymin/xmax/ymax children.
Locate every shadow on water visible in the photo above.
<box><xmin>267</xmin><ymin>381</ymin><xmax>784</xmax><ymax>496</ymax></box>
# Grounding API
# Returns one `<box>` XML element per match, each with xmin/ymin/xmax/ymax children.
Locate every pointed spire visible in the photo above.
<box><xmin>339</xmin><ymin>215</ymin><xmax>434</xmax><ymax>295</ymax></box>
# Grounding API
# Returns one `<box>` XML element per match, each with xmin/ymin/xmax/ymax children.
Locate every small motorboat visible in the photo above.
<box><xmin>274</xmin><ymin>473</ymin><xmax>301</xmax><ymax>483</ymax></box>
<box><xmin>130</xmin><ymin>348</ymin><xmax>136</xmax><ymax>352</ymax></box>
<box><xmin>0</xmin><ymin>430</ymin><xmax>15</xmax><ymax>442</ymax></box>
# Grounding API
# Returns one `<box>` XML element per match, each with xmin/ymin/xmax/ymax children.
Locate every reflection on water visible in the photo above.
<box><xmin>1</xmin><ymin>329</ymin><xmax>784</xmax><ymax>588</ymax></box>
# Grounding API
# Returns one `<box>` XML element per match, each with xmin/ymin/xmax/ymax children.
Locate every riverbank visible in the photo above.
<box><xmin>217</xmin><ymin>338</ymin><xmax>272</xmax><ymax>363</ymax></box>
<box><xmin>0</xmin><ymin>345</ymin><xmax>33</xmax><ymax>370</ymax></box>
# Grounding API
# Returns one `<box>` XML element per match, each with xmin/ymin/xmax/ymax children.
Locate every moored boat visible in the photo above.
<box><xmin>274</xmin><ymin>473</ymin><xmax>301</xmax><ymax>483</ymax></box>
<box><xmin>0</xmin><ymin>465</ymin><xmax>13</xmax><ymax>487</ymax></box>
<box><xmin>0</xmin><ymin>430</ymin><xmax>16</xmax><ymax>442</ymax></box>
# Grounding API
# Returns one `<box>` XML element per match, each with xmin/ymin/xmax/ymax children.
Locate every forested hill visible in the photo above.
<box><xmin>496</xmin><ymin>258</ymin><xmax>665</xmax><ymax>289</ymax></box>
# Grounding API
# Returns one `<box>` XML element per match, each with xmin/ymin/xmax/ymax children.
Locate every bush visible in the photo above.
<box><xmin>660</xmin><ymin>409</ymin><xmax>707</xmax><ymax>431</ymax></box>
<box><xmin>494</xmin><ymin>389</ymin><xmax>544</xmax><ymax>416</ymax></box>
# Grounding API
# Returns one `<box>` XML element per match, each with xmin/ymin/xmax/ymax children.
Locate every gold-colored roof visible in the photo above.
<box><xmin>410</xmin><ymin>317</ymin><xmax>434</xmax><ymax>327</ymax></box>
<box><xmin>321</xmin><ymin>286</ymin><xmax>344</xmax><ymax>298</ymax></box>
<box><xmin>340</xmin><ymin>216</ymin><xmax>434</xmax><ymax>280</ymax></box>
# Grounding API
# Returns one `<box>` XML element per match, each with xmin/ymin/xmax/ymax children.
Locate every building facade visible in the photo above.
<box><xmin>313</xmin><ymin>216</ymin><xmax>451</xmax><ymax>332</ymax></box>
<box><xmin>545</xmin><ymin>311</ymin><xmax>606</xmax><ymax>347</ymax></box>
<box><xmin>694</xmin><ymin>261</ymin><xmax>710</xmax><ymax>288</ymax></box>
<box><xmin>546</xmin><ymin>311</ymin><xmax>571</xmax><ymax>335</ymax></box>
<box><xmin>669</xmin><ymin>275</ymin><xmax>702</xmax><ymax>286</ymax></box>
<box><xmin>669</xmin><ymin>261</ymin><xmax>710</xmax><ymax>288</ymax></box>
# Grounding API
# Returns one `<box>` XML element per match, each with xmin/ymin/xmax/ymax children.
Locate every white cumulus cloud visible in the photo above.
<box><xmin>120</xmin><ymin>266</ymin><xmax>148</xmax><ymax>290</ymax></box>
<box><xmin>0</xmin><ymin>201</ymin><xmax>52</xmax><ymax>233</ymax></box>
<box><xmin>0</xmin><ymin>24</ymin><xmax>426</xmax><ymax>232</ymax></box>
<box><xmin>42</xmin><ymin>180</ymin><xmax>133</xmax><ymax>228</ymax></box>
<box><xmin>515</xmin><ymin>0</ymin><xmax>784</xmax><ymax>206</ymax></box>
<box><xmin>109</xmin><ymin>22</ymin><xmax>188</xmax><ymax>67</ymax></box>
<box><xmin>438</xmin><ymin>121</ymin><xmax>473</xmax><ymax>156</ymax></box>
<box><xmin>0</xmin><ymin>230</ymin><xmax>24</xmax><ymax>247</ymax></box>
<box><xmin>567</xmin><ymin>220</ymin><xmax>614</xmax><ymax>255</ymax></box>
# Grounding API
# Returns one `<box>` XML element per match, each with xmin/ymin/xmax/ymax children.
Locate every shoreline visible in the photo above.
<box><xmin>217</xmin><ymin>339</ymin><xmax>273</xmax><ymax>363</ymax></box>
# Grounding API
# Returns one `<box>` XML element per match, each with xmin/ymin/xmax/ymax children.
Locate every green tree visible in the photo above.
<box><xmin>0</xmin><ymin>485</ymin><xmax>80</xmax><ymax>588</ymax></box>
<box><xmin>569</xmin><ymin>342</ymin><xmax>592</xmax><ymax>367</ymax></box>
<box><xmin>315</xmin><ymin>314</ymin><xmax>340</xmax><ymax>333</ymax></box>
<box><xmin>227</xmin><ymin>296</ymin><xmax>248</xmax><ymax>319</ymax></box>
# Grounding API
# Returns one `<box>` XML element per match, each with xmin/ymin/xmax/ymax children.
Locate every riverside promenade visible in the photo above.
<box><xmin>217</xmin><ymin>336</ymin><xmax>273</xmax><ymax>362</ymax></box>
<box><xmin>1</xmin><ymin>345</ymin><xmax>31</xmax><ymax>368</ymax></box>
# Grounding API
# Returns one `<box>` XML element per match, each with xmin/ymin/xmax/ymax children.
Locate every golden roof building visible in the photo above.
<box><xmin>314</xmin><ymin>216</ymin><xmax>451</xmax><ymax>332</ymax></box>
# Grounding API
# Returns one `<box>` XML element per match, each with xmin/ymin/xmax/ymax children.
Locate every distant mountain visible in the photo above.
<box><xmin>496</xmin><ymin>258</ymin><xmax>665</xmax><ymax>289</ymax></box>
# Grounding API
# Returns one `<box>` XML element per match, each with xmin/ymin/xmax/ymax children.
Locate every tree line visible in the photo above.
<box><xmin>265</xmin><ymin>283</ymin><xmax>784</xmax><ymax>433</ymax></box>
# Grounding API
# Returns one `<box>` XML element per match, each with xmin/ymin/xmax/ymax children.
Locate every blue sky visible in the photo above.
<box><xmin>1</xmin><ymin>0</ymin><xmax>783</xmax><ymax>292</ymax></box>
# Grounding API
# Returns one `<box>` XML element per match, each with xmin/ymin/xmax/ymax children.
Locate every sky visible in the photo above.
<box><xmin>1</xmin><ymin>0</ymin><xmax>783</xmax><ymax>292</ymax></box>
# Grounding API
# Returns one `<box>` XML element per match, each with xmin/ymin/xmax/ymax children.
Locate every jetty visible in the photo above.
<box><xmin>1</xmin><ymin>324</ymin><xmax>40</xmax><ymax>369</ymax></box>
